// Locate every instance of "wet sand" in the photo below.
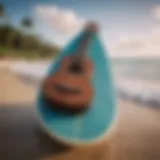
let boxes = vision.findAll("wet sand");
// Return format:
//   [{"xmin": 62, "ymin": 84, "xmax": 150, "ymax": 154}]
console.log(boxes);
[{"xmin": 0, "ymin": 68, "xmax": 160, "ymax": 160}]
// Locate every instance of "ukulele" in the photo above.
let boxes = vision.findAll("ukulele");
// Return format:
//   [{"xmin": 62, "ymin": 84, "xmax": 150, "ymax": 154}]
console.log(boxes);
[{"xmin": 43, "ymin": 22, "xmax": 98, "ymax": 110}]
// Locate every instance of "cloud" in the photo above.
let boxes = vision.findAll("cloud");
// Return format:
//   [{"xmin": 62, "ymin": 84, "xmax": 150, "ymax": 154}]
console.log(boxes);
[
  {"xmin": 108, "ymin": 6, "xmax": 160, "ymax": 58},
  {"xmin": 110, "ymin": 28, "xmax": 160, "ymax": 58},
  {"xmin": 35, "ymin": 5, "xmax": 86, "ymax": 34},
  {"xmin": 152, "ymin": 5, "xmax": 160, "ymax": 20}
]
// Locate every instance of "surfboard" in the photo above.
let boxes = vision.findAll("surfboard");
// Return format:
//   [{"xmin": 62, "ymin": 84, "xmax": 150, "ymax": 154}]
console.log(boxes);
[{"xmin": 36, "ymin": 29, "xmax": 117, "ymax": 146}]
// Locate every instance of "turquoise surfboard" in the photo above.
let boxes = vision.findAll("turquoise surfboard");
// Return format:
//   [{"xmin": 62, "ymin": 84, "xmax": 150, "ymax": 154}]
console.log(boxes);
[{"xmin": 36, "ymin": 29, "xmax": 117, "ymax": 146}]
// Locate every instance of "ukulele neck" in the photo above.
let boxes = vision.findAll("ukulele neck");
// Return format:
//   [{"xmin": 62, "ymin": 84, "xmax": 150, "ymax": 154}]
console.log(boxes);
[
  {"xmin": 71, "ymin": 31, "xmax": 95, "ymax": 69},
  {"xmin": 69, "ymin": 21, "xmax": 98, "ymax": 73}
]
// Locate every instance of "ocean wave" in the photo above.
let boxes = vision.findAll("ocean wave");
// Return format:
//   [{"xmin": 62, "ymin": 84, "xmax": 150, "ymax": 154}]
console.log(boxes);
[
  {"xmin": 117, "ymin": 81, "xmax": 160, "ymax": 107},
  {"xmin": 10, "ymin": 61, "xmax": 50, "ymax": 79}
]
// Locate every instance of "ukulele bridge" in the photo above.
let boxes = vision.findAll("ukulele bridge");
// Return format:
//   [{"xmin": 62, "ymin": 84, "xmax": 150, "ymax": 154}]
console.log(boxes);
[{"xmin": 54, "ymin": 84, "xmax": 81, "ymax": 94}]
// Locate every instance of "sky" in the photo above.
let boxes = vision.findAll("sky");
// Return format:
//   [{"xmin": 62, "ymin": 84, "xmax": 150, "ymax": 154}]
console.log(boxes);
[{"xmin": 1, "ymin": 0, "xmax": 160, "ymax": 58}]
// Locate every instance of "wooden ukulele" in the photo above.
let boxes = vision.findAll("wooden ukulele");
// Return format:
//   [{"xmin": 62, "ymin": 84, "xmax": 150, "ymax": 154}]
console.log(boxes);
[{"xmin": 43, "ymin": 22, "xmax": 98, "ymax": 110}]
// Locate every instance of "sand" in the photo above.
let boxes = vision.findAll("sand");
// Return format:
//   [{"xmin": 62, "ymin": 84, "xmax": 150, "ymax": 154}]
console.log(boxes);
[
  {"xmin": 0, "ymin": 64, "xmax": 160, "ymax": 160},
  {"xmin": 0, "ymin": 68, "xmax": 36, "ymax": 104}
]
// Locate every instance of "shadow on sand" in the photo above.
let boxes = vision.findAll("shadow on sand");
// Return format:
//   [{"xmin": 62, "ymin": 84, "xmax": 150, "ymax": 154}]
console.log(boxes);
[{"xmin": 0, "ymin": 104, "xmax": 71, "ymax": 160}]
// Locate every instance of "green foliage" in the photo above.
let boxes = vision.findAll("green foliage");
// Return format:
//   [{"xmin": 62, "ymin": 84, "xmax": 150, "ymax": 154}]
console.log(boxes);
[
  {"xmin": 0, "ymin": 25, "xmax": 60, "ymax": 59},
  {"xmin": 0, "ymin": 3, "xmax": 60, "ymax": 59}
]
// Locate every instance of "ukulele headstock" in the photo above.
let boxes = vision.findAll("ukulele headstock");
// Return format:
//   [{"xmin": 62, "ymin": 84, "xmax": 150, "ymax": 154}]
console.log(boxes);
[{"xmin": 85, "ymin": 21, "xmax": 99, "ymax": 33}]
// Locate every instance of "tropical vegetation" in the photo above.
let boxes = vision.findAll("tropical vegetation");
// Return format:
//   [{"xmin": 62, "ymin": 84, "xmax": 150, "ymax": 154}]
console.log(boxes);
[{"xmin": 0, "ymin": 3, "xmax": 60, "ymax": 59}]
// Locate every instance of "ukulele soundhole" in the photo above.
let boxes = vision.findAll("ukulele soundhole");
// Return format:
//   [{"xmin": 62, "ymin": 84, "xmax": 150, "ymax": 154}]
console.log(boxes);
[{"xmin": 68, "ymin": 64, "xmax": 84, "ymax": 74}]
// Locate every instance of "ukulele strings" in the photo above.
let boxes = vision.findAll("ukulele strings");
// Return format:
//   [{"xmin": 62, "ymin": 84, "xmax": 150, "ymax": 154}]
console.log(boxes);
[{"xmin": 72, "ymin": 31, "xmax": 94, "ymax": 68}]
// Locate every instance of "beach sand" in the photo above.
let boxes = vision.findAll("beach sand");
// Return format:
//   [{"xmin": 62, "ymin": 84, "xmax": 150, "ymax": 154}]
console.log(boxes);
[
  {"xmin": 0, "ymin": 67, "xmax": 36, "ymax": 104},
  {"xmin": 0, "ymin": 65, "xmax": 160, "ymax": 160}
]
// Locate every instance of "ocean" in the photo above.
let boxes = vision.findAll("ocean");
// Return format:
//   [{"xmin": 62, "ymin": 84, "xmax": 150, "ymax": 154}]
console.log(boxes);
[{"xmin": 10, "ymin": 58, "xmax": 160, "ymax": 107}]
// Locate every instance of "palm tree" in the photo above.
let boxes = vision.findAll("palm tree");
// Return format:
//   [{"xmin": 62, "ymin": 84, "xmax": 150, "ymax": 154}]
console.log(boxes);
[
  {"xmin": 0, "ymin": 3, "xmax": 4, "ymax": 17},
  {"xmin": 0, "ymin": 3, "xmax": 5, "ymax": 24},
  {"xmin": 21, "ymin": 17, "xmax": 33, "ymax": 28},
  {"xmin": 0, "ymin": 3, "xmax": 11, "ymax": 26},
  {"xmin": 21, "ymin": 17, "xmax": 34, "ymax": 35}
]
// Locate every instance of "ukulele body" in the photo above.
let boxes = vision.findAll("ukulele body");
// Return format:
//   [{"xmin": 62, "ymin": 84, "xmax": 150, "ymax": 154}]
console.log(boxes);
[{"xmin": 43, "ymin": 57, "xmax": 94, "ymax": 109}]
